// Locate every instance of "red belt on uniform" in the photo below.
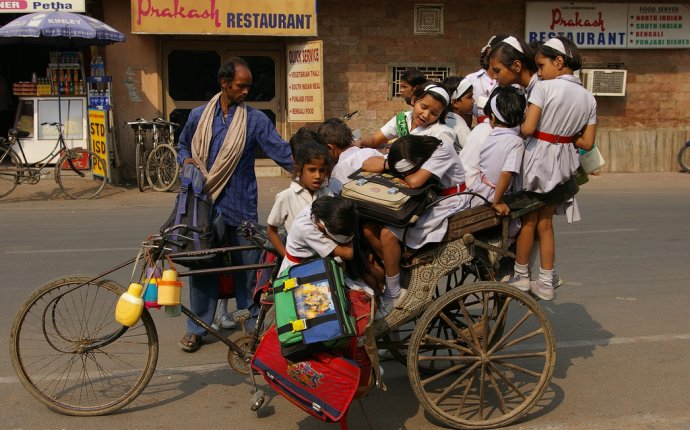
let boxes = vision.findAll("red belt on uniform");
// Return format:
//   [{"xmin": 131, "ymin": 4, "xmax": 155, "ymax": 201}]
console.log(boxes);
[
  {"xmin": 476, "ymin": 115, "xmax": 489, "ymax": 124},
  {"xmin": 532, "ymin": 131, "xmax": 574, "ymax": 144},
  {"xmin": 440, "ymin": 183, "xmax": 467, "ymax": 196},
  {"xmin": 284, "ymin": 251, "xmax": 303, "ymax": 264}
]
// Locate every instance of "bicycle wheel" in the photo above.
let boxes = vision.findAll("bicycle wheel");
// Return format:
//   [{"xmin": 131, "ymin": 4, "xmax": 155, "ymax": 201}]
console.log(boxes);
[
  {"xmin": 10, "ymin": 275, "xmax": 159, "ymax": 416},
  {"xmin": 408, "ymin": 282, "xmax": 555, "ymax": 429},
  {"xmin": 145, "ymin": 143, "xmax": 179, "ymax": 192},
  {"xmin": 55, "ymin": 149, "xmax": 107, "ymax": 199},
  {"xmin": 0, "ymin": 148, "xmax": 21, "ymax": 198},
  {"xmin": 135, "ymin": 142, "xmax": 147, "ymax": 192},
  {"xmin": 678, "ymin": 144, "xmax": 690, "ymax": 172}
]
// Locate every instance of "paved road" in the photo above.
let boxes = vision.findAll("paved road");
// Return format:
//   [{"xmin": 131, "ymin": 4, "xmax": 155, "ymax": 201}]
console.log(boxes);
[{"xmin": 1, "ymin": 173, "xmax": 689, "ymax": 429}]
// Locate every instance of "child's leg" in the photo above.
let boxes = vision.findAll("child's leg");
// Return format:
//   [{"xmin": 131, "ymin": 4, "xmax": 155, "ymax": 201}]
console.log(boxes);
[
  {"xmin": 515, "ymin": 212, "xmax": 538, "ymax": 266},
  {"xmin": 380, "ymin": 227, "xmax": 402, "ymax": 300},
  {"xmin": 536, "ymin": 205, "xmax": 556, "ymax": 270},
  {"xmin": 362, "ymin": 222, "xmax": 383, "ymax": 261}
]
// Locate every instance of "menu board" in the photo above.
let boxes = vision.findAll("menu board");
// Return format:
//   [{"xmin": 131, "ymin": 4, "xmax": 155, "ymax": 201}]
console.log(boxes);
[{"xmin": 526, "ymin": 2, "xmax": 690, "ymax": 49}]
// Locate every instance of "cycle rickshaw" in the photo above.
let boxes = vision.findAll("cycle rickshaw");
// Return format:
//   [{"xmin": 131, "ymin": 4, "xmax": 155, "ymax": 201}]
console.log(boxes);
[{"xmin": 9, "ymin": 177, "xmax": 577, "ymax": 429}]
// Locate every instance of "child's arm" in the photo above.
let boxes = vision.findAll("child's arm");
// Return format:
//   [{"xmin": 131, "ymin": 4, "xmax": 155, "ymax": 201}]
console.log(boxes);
[
  {"xmin": 574, "ymin": 123, "xmax": 597, "ymax": 151},
  {"xmin": 267, "ymin": 224, "xmax": 286, "ymax": 258},
  {"xmin": 403, "ymin": 168, "xmax": 434, "ymax": 189},
  {"xmin": 362, "ymin": 155, "xmax": 386, "ymax": 173},
  {"xmin": 331, "ymin": 241, "xmax": 354, "ymax": 261},
  {"xmin": 356, "ymin": 131, "xmax": 388, "ymax": 149},
  {"xmin": 520, "ymin": 103, "xmax": 542, "ymax": 137},
  {"xmin": 492, "ymin": 171, "xmax": 514, "ymax": 216}
]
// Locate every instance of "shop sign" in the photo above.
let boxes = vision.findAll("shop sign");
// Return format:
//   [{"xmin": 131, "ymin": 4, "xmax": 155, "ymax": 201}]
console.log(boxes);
[
  {"xmin": 526, "ymin": 2, "xmax": 690, "ymax": 48},
  {"xmin": 88, "ymin": 109, "xmax": 107, "ymax": 177},
  {"xmin": 131, "ymin": 0, "xmax": 317, "ymax": 36},
  {"xmin": 286, "ymin": 40, "xmax": 323, "ymax": 122},
  {"xmin": 0, "ymin": 1, "xmax": 85, "ymax": 13}
]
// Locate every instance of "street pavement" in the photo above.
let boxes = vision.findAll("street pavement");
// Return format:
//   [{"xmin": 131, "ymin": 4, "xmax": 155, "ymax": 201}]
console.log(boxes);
[{"xmin": 1, "ymin": 172, "xmax": 690, "ymax": 430}]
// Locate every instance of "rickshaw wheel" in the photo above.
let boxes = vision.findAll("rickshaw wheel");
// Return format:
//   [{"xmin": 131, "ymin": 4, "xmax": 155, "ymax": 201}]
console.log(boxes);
[
  {"xmin": 227, "ymin": 332, "xmax": 253, "ymax": 375},
  {"xmin": 407, "ymin": 282, "xmax": 555, "ymax": 429}
]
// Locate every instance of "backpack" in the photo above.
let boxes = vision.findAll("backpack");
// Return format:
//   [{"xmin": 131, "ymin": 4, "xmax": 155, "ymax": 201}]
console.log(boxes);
[
  {"xmin": 273, "ymin": 258, "xmax": 356, "ymax": 361},
  {"xmin": 341, "ymin": 169, "xmax": 438, "ymax": 227},
  {"xmin": 161, "ymin": 163, "xmax": 224, "ymax": 268}
]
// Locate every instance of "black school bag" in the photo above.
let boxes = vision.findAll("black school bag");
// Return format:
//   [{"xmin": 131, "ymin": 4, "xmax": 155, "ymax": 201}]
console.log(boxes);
[{"xmin": 160, "ymin": 163, "xmax": 224, "ymax": 268}]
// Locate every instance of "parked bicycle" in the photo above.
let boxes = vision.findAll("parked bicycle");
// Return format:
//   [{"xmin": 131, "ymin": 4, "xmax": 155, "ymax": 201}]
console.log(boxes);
[
  {"xmin": 127, "ymin": 118, "xmax": 180, "ymax": 192},
  {"xmin": 678, "ymin": 140, "xmax": 690, "ymax": 172},
  {"xmin": 0, "ymin": 123, "xmax": 106, "ymax": 199}
]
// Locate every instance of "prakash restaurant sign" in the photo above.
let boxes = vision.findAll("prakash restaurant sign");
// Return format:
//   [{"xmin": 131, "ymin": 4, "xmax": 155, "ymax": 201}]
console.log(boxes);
[
  {"xmin": 526, "ymin": 2, "xmax": 690, "ymax": 48},
  {"xmin": 131, "ymin": 0, "xmax": 317, "ymax": 36}
]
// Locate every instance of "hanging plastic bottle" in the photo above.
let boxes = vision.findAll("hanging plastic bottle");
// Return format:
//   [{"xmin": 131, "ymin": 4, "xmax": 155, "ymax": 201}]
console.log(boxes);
[
  {"xmin": 115, "ymin": 283, "xmax": 145, "ymax": 327},
  {"xmin": 158, "ymin": 269, "xmax": 183, "ymax": 317}
]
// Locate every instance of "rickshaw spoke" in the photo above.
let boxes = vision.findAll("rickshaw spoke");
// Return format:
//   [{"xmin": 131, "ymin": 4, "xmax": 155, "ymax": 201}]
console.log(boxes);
[
  {"xmin": 488, "ymin": 309, "xmax": 534, "ymax": 354},
  {"xmin": 455, "ymin": 373, "xmax": 476, "ymax": 417},
  {"xmin": 423, "ymin": 334, "xmax": 475, "ymax": 355},
  {"xmin": 485, "ymin": 364, "xmax": 508, "ymax": 414},
  {"xmin": 492, "ymin": 350, "xmax": 547, "ymax": 360},
  {"xmin": 492, "ymin": 359, "xmax": 543, "ymax": 378},
  {"xmin": 432, "ymin": 363, "xmax": 481, "ymax": 405},
  {"xmin": 481, "ymin": 292, "xmax": 490, "ymax": 350},
  {"xmin": 459, "ymin": 298, "xmax": 483, "ymax": 349},
  {"xmin": 418, "ymin": 355, "xmax": 479, "ymax": 362},
  {"xmin": 478, "ymin": 364, "xmax": 486, "ymax": 420},
  {"xmin": 421, "ymin": 361, "xmax": 480, "ymax": 387},
  {"xmin": 496, "ymin": 328, "xmax": 544, "ymax": 351},
  {"xmin": 487, "ymin": 296, "xmax": 512, "ymax": 346},
  {"xmin": 487, "ymin": 361, "xmax": 529, "ymax": 401}
]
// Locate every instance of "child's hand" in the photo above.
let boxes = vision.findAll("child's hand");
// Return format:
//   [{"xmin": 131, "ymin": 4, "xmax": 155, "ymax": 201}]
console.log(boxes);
[{"xmin": 492, "ymin": 202, "xmax": 510, "ymax": 216}]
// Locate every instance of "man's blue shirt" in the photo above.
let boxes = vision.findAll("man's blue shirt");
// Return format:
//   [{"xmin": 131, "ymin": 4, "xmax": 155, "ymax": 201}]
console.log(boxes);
[{"xmin": 178, "ymin": 100, "xmax": 292, "ymax": 226}]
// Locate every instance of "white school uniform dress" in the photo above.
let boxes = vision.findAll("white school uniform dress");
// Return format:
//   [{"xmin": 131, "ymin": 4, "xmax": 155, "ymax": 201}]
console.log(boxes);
[
  {"xmin": 386, "ymin": 138, "xmax": 470, "ymax": 249},
  {"xmin": 522, "ymin": 74, "xmax": 597, "ymax": 194},
  {"xmin": 380, "ymin": 111, "xmax": 457, "ymax": 145},
  {"xmin": 329, "ymin": 146, "xmax": 382, "ymax": 194},
  {"xmin": 459, "ymin": 119, "xmax": 492, "ymax": 189},
  {"xmin": 278, "ymin": 205, "xmax": 338, "ymax": 274},
  {"xmin": 466, "ymin": 69, "xmax": 495, "ymax": 120},
  {"xmin": 444, "ymin": 112, "xmax": 472, "ymax": 154},
  {"xmin": 267, "ymin": 181, "xmax": 332, "ymax": 232},
  {"xmin": 471, "ymin": 127, "xmax": 524, "ymax": 203}
]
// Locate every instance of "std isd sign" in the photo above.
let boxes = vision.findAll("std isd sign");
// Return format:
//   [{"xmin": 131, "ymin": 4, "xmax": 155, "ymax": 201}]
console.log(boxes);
[{"xmin": 131, "ymin": 0, "xmax": 317, "ymax": 37}]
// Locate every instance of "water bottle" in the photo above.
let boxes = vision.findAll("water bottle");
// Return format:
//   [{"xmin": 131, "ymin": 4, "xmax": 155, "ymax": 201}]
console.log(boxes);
[
  {"xmin": 143, "ymin": 268, "xmax": 161, "ymax": 309},
  {"xmin": 158, "ymin": 269, "xmax": 183, "ymax": 317},
  {"xmin": 115, "ymin": 283, "xmax": 145, "ymax": 327}
]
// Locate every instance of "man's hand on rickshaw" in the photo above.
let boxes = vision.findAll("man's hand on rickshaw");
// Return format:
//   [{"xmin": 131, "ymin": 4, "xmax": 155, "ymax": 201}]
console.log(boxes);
[
  {"xmin": 183, "ymin": 157, "xmax": 199, "ymax": 167},
  {"xmin": 492, "ymin": 202, "xmax": 510, "ymax": 216}
]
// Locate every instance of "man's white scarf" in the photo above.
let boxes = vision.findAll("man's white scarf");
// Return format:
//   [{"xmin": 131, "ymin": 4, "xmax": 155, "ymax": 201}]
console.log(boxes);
[{"xmin": 190, "ymin": 91, "xmax": 247, "ymax": 201}]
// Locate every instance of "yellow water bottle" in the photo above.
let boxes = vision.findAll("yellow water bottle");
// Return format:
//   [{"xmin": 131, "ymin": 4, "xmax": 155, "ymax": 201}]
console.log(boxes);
[{"xmin": 115, "ymin": 283, "xmax": 144, "ymax": 327}]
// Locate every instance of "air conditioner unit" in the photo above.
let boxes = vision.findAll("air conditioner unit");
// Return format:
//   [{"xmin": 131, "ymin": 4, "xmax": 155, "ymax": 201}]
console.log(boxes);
[{"xmin": 580, "ymin": 69, "xmax": 627, "ymax": 97}]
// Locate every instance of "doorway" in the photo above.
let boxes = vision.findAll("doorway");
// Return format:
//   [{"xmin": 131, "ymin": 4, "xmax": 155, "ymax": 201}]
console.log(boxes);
[{"xmin": 161, "ymin": 41, "xmax": 285, "ymax": 157}]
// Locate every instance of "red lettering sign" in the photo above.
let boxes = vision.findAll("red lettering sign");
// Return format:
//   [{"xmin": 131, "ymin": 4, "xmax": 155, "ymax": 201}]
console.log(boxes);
[
  {"xmin": 0, "ymin": 1, "xmax": 27, "ymax": 10},
  {"xmin": 550, "ymin": 8, "xmax": 606, "ymax": 32},
  {"xmin": 136, "ymin": 0, "xmax": 221, "ymax": 28}
]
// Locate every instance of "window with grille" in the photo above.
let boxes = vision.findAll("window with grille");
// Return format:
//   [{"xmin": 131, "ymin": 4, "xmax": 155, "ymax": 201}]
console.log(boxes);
[
  {"xmin": 390, "ymin": 65, "xmax": 453, "ymax": 99},
  {"xmin": 414, "ymin": 4, "xmax": 443, "ymax": 35}
]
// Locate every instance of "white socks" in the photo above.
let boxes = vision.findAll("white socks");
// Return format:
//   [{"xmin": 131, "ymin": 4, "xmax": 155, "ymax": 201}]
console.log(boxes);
[
  {"xmin": 514, "ymin": 262, "xmax": 529, "ymax": 279},
  {"xmin": 538, "ymin": 267, "xmax": 554, "ymax": 288},
  {"xmin": 384, "ymin": 273, "xmax": 401, "ymax": 299}
]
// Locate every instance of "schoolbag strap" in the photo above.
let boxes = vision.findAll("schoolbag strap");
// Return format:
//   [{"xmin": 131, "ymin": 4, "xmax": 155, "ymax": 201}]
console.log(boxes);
[
  {"xmin": 276, "ymin": 313, "xmax": 340, "ymax": 335},
  {"xmin": 273, "ymin": 272, "xmax": 327, "ymax": 294},
  {"xmin": 395, "ymin": 111, "xmax": 410, "ymax": 137}
]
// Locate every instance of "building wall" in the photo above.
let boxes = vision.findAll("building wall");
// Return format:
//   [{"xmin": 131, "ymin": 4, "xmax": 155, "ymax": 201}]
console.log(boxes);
[
  {"xmin": 103, "ymin": 0, "xmax": 690, "ymax": 175},
  {"xmin": 317, "ymin": 0, "xmax": 690, "ymax": 172}
]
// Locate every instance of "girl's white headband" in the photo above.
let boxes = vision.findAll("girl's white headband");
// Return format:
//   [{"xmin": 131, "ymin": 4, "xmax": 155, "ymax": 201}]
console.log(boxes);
[
  {"xmin": 502, "ymin": 36, "xmax": 524, "ymax": 54},
  {"xmin": 490, "ymin": 96, "xmax": 509, "ymax": 124},
  {"xmin": 451, "ymin": 78, "xmax": 472, "ymax": 101},
  {"xmin": 423, "ymin": 84, "xmax": 450, "ymax": 106},
  {"xmin": 544, "ymin": 37, "xmax": 568, "ymax": 57},
  {"xmin": 481, "ymin": 35, "xmax": 496, "ymax": 54}
]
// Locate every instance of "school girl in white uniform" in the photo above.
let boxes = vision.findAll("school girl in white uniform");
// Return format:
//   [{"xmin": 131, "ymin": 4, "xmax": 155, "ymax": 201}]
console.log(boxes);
[
  {"xmin": 267, "ymin": 142, "xmax": 332, "ymax": 258},
  {"xmin": 360, "ymin": 84, "xmax": 469, "ymax": 316},
  {"xmin": 443, "ymin": 77, "xmax": 474, "ymax": 153},
  {"xmin": 512, "ymin": 36, "xmax": 597, "ymax": 301},
  {"xmin": 470, "ymin": 87, "xmax": 525, "ymax": 212}
]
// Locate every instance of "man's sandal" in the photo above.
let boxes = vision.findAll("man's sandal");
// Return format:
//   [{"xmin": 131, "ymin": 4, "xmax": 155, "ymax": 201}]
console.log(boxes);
[{"xmin": 178, "ymin": 333, "xmax": 202, "ymax": 352}]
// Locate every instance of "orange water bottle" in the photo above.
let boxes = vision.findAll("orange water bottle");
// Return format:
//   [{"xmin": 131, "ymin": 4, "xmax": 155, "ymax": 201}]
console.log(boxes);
[{"xmin": 158, "ymin": 269, "xmax": 182, "ymax": 316}]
